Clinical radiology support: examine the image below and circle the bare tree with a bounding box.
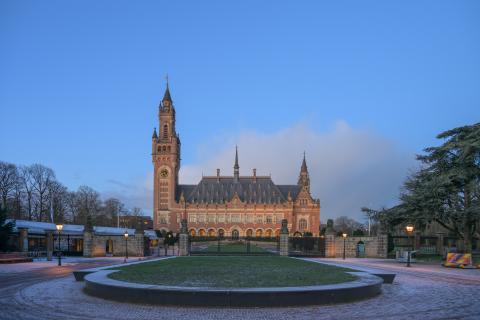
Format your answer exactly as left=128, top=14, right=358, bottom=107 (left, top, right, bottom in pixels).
left=334, top=216, right=366, bottom=235
left=0, top=161, right=18, bottom=210
left=30, top=164, right=55, bottom=221
left=47, top=180, right=68, bottom=223
left=76, top=185, right=101, bottom=225
left=101, top=197, right=125, bottom=227
left=65, top=191, right=80, bottom=224
left=19, top=165, right=34, bottom=220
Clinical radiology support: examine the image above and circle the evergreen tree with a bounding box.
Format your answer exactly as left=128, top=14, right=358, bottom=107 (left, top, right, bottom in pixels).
left=0, top=206, right=15, bottom=252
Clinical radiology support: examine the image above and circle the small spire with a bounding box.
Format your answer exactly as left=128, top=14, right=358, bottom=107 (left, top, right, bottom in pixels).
left=298, top=151, right=310, bottom=189
left=152, top=127, right=158, bottom=139
left=301, top=151, right=308, bottom=172
left=234, top=145, right=239, bottom=182
left=162, top=74, right=172, bottom=102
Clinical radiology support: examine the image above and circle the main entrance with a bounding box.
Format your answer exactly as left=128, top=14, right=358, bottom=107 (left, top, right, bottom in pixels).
left=189, top=236, right=280, bottom=255
left=288, top=236, right=325, bottom=257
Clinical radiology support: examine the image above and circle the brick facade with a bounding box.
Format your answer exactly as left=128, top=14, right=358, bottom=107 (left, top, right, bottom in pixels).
left=152, top=84, right=321, bottom=236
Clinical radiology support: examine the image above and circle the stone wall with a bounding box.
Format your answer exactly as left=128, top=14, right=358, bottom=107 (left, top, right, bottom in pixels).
left=328, top=235, right=388, bottom=258
left=83, top=232, right=144, bottom=257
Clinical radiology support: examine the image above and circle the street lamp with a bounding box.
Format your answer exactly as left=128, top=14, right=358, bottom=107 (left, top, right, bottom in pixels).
left=55, top=224, right=63, bottom=266
left=342, top=232, right=347, bottom=260
left=124, top=230, right=129, bottom=263
left=405, top=224, right=415, bottom=267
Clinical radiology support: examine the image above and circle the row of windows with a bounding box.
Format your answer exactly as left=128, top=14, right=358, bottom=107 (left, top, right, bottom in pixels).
left=190, top=228, right=280, bottom=238
left=188, top=214, right=282, bottom=224
left=157, top=145, right=171, bottom=153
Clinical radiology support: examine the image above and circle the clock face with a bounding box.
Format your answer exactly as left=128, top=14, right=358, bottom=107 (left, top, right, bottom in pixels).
left=160, top=169, right=169, bottom=178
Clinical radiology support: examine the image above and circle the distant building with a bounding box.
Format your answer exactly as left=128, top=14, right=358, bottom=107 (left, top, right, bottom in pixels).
left=151, top=84, right=321, bottom=236
left=120, top=215, right=153, bottom=230
left=6, top=219, right=155, bottom=257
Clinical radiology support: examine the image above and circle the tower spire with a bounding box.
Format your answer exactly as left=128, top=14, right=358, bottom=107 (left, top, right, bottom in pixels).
left=301, top=151, right=307, bottom=172
left=298, top=151, right=310, bottom=190
left=162, top=74, right=172, bottom=102
left=234, top=145, right=240, bottom=182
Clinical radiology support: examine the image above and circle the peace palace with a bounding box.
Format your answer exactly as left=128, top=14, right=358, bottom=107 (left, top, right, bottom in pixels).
left=152, top=84, right=321, bottom=237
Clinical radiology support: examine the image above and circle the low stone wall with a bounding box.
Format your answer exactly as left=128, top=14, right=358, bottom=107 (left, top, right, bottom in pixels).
left=84, top=269, right=383, bottom=307
left=83, top=232, right=144, bottom=257
left=328, top=235, right=388, bottom=258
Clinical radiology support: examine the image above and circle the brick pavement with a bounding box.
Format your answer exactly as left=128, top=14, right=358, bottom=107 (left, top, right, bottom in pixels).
left=1, top=258, right=479, bottom=320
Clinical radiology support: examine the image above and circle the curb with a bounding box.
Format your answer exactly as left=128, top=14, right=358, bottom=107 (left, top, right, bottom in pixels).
left=84, top=270, right=383, bottom=307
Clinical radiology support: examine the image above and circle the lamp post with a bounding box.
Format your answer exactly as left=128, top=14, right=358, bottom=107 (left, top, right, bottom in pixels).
left=342, top=232, right=347, bottom=260
left=124, top=230, right=129, bottom=263
left=55, top=224, right=63, bottom=266
left=405, top=224, right=414, bottom=267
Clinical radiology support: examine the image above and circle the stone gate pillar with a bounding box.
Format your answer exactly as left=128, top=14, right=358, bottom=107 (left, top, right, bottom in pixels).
left=178, top=219, right=189, bottom=256
left=279, top=219, right=289, bottom=256
left=376, top=233, right=388, bottom=258
left=325, top=219, right=336, bottom=258
left=134, top=229, right=145, bottom=257
left=83, top=231, right=93, bottom=257
left=46, top=231, right=53, bottom=261
left=436, top=233, right=445, bottom=256
left=414, top=231, right=421, bottom=250
left=19, top=228, right=28, bottom=253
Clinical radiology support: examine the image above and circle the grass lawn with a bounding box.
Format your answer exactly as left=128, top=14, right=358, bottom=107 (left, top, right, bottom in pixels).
left=108, top=256, right=357, bottom=288
left=196, top=243, right=269, bottom=253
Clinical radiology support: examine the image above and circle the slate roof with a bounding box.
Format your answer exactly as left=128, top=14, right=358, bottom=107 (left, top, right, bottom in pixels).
left=176, top=176, right=301, bottom=204
left=7, top=219, right=158, bottom=238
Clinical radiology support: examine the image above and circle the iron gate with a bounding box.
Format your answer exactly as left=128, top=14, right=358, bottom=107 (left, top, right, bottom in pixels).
left=288, top=236, right=325, bottom=257
left=189, top=236, right=280, bottom=255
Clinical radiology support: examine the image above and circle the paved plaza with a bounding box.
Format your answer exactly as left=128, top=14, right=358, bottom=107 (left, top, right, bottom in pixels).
left=0, top=258, right=479, bottom=320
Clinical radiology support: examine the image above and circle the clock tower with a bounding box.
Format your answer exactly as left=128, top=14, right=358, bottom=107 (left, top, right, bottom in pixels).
left=152, top=81, right=181, bottom=230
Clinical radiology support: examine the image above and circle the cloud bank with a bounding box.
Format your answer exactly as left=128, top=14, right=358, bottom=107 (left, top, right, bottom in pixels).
left=106, top=121, right=414, bottom=223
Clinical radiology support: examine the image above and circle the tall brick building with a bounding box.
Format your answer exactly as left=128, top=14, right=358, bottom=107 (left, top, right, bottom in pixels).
left=152, top=84, right=321, bottom=236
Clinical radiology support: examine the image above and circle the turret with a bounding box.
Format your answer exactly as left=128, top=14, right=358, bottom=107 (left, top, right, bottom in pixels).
left=233, top=146, right=240, bottom=183
left=298, top=152, right=310, bottom=191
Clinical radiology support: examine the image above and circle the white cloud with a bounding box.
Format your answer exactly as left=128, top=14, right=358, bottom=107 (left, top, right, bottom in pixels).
left=106, top=121, right=415, bottom=223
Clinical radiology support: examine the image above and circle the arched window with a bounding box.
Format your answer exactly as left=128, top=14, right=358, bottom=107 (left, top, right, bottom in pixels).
left=265, top=229, right=273, bottom=238
left=232, top=229, right=239, bottom=240
left=199, top=229, right=206, bottom=237
left=256, top=229, right=263, bottom=238
left=162, top=146, right=166, bottom=152
left=189, top=229, right=196, bottom=237
left=246, top=229, right=253, bottom=237
left=218, top=229, right=225, bottom=239
left=299, top=218, right=308, bottom=232
left=163, top=124, right=168, bottom=139
left=167, top=146, right=171, bottom=152
left=208, top=229, right=216, bottom=237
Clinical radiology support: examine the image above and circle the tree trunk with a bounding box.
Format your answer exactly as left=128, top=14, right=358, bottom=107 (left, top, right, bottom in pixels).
left=463, top=186, right=473, bottom=253
left=463, top=220, right=473, bottom=254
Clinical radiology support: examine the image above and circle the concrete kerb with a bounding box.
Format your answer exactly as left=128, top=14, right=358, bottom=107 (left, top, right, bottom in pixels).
left=73, top=257, right=174, bottom=281
left=301, top=258, right=397, bottom=284
left=83, top=269, right=383, bottom=307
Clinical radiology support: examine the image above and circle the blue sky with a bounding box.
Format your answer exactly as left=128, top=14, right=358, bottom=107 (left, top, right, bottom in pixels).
left=1, top=1, right=479, bottom=221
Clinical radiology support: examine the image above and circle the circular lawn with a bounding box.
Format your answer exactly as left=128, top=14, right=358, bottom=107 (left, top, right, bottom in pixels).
left=108, top=256, right=356, bottom=288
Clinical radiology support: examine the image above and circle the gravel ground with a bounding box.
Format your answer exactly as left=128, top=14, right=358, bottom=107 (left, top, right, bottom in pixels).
left=1, top=258, right=479, bottom=320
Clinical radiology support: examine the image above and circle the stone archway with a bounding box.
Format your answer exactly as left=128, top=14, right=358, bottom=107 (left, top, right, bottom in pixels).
left=105, top=239, right=113, bottom=255
left=231, top=229, right=239, bottom=240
